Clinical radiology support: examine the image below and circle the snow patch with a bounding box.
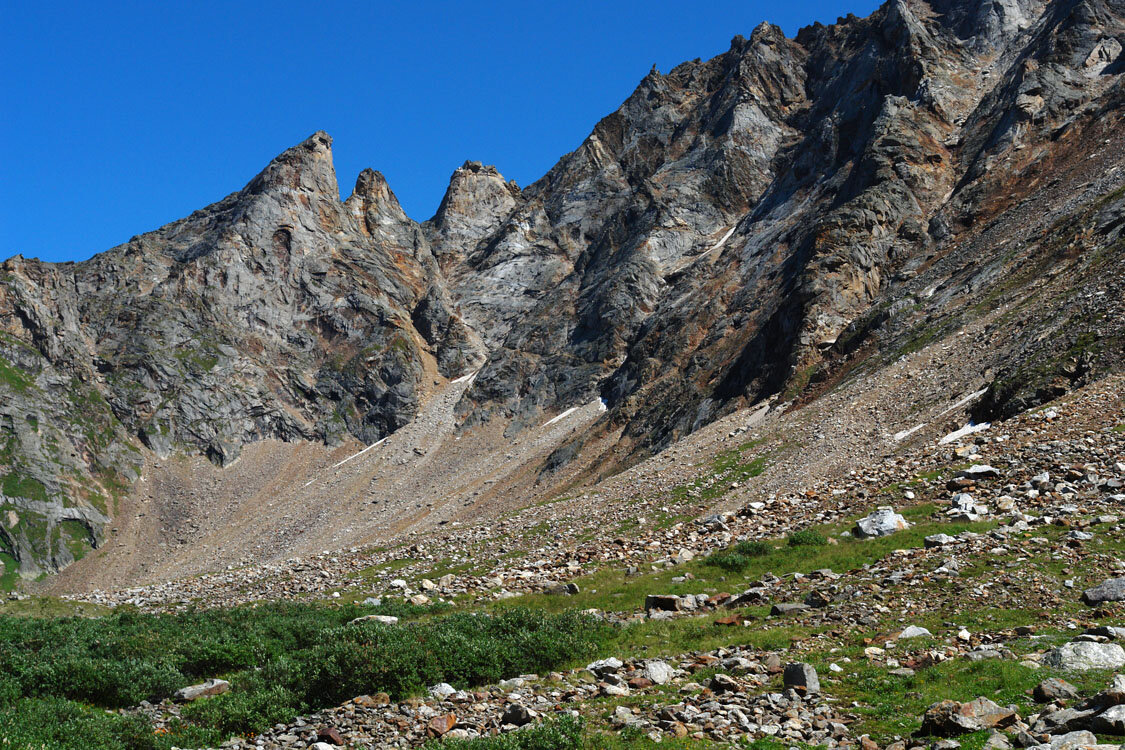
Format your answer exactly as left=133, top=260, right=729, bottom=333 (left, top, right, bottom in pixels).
left=451, top=370, right=480, bottom=385
left=708, top=226, right=737, bottom=254
left=893, top=388, right=988, bottom=442
left=939, top=421, right=991, bottom=445
left=543, top=407, right=579, bottom=427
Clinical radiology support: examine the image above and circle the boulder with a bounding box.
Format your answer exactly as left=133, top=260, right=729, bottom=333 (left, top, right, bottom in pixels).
left=1087, top=704, right=1125, bottom=734
left=804, top=589, right=832, bottom=608
left=173, top=678, right=231, bottom=702
left=783, top=662, right=820, bottom=694
left=428, top=683, right=457, bottom=699
left=1042, top=642, right=1125, bottom=671
left=645, top=594, right=684, bottom=612
left=1081, top=578, right=1125, bottom=606
left=1026, top=730, right=1102, bottom=750
left=348, top=614, right=399, bottom=625
left=643, top=660, right=675, bottom=685
left=708, top=673, right=740, bottom=694
left=316, top=727, right=345, bottom=745
left=920, top=698, right=1018, bottom=737
left=854, top=508, right=910, bottom=539
left=958, top=465, right=1000, bottom=480
left=586, top=657, right=623, bottom=677
left=427, top=713, right=457, bottom=738
left=898, top=625, right=933, bottom=639
left=771, top=602, right=811, bottom=616
left=1033, top=678, right=1079, bottom=703
left=501, top=704, right=533, bottom=727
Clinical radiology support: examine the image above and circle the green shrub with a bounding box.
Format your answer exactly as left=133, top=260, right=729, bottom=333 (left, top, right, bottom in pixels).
left=787, top=529, right=828, bottom=547
left=704, top=539, right=772, bottom=572
left=0, top=605, right=611, bottom=742
left=0, top=697, right=158, bottom=750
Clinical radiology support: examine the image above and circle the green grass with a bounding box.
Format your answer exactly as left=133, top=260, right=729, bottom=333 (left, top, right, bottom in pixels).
left=0, top=552, right=20, bottom=592
left=1, top=472, right=49, bottom=502
left=671, top=446, right=772, bottom=504
left=0, top=696, right=216, bottom=750
left=0, top=604, right=611, bottom=745
left=0, top=356, right=34, bottom=393
left=830, top=650, right=1117, bottom=741
left=1112, top=424, right=1125, bottom=433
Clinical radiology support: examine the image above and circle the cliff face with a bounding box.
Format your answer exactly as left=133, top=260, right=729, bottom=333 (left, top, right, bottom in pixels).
left=2, top=0, right=1124, bottom=577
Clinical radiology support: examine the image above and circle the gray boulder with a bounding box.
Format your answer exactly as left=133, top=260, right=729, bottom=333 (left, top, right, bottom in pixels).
left=1033, top=677, right=1079, bottom=703
left=173, top=678, right=231, bottom=702
left=643, top=660, right=675, bottom=685
left=783, top=662, right=820, bottom=694
left=1042, top=642, right=1125, bottom=671
left=854, top=508, right=910, bottom=539
left=1081, top=578, right=1125, bottom=606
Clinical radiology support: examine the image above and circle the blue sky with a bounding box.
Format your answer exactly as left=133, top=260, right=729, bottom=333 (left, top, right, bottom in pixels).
left=1, top=1, right=880, bottom=263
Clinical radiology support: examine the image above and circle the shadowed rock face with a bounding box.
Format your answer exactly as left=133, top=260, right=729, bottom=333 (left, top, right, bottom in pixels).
left=2, top=0, right=1125, bottom=576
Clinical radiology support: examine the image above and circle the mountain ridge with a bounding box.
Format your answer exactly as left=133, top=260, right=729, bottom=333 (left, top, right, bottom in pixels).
left=1, top=0, right=1124, bottom=580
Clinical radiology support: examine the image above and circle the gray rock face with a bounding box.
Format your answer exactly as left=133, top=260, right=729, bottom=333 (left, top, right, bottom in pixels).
left=4, top=0, right=1125, bottom=578
left=1042, top=642, right=1125, bottom=671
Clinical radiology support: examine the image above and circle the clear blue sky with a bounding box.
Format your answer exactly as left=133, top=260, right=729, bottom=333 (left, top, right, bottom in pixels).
left=1, top=1, right=880, bottom=263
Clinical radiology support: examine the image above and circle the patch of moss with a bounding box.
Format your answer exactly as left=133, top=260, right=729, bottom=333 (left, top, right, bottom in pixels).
left=0, top=473, right=48, bottom=503
left=0, top=357, right=34, bottom=393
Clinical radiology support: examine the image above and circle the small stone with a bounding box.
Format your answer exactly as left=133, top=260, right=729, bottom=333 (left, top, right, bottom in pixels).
left=899, top=626, right=933, bottom=639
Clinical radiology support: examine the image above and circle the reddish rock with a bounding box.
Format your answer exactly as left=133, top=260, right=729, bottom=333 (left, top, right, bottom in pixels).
left=317, top=727, right=345, bottom=745
left=427, top=713, right=457, bottom=738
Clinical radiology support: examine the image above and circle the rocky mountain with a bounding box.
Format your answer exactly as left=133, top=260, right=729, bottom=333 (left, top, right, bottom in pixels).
left=1, top=0, right=1124, bottom=579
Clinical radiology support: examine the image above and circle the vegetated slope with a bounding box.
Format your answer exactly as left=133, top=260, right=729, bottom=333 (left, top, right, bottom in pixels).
left=1, top=0, right=1124, bottom=580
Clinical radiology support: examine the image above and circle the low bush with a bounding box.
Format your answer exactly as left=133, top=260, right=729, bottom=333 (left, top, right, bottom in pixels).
left=787, top=529, right=828, bottom=547
left=704, top=539, right=772, bottom=572
left=0, top=605, right=612, bottom=741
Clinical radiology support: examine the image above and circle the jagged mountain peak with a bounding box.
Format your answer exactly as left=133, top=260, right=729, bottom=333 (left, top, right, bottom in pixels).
left=244, top=129, right=339, bottom=199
